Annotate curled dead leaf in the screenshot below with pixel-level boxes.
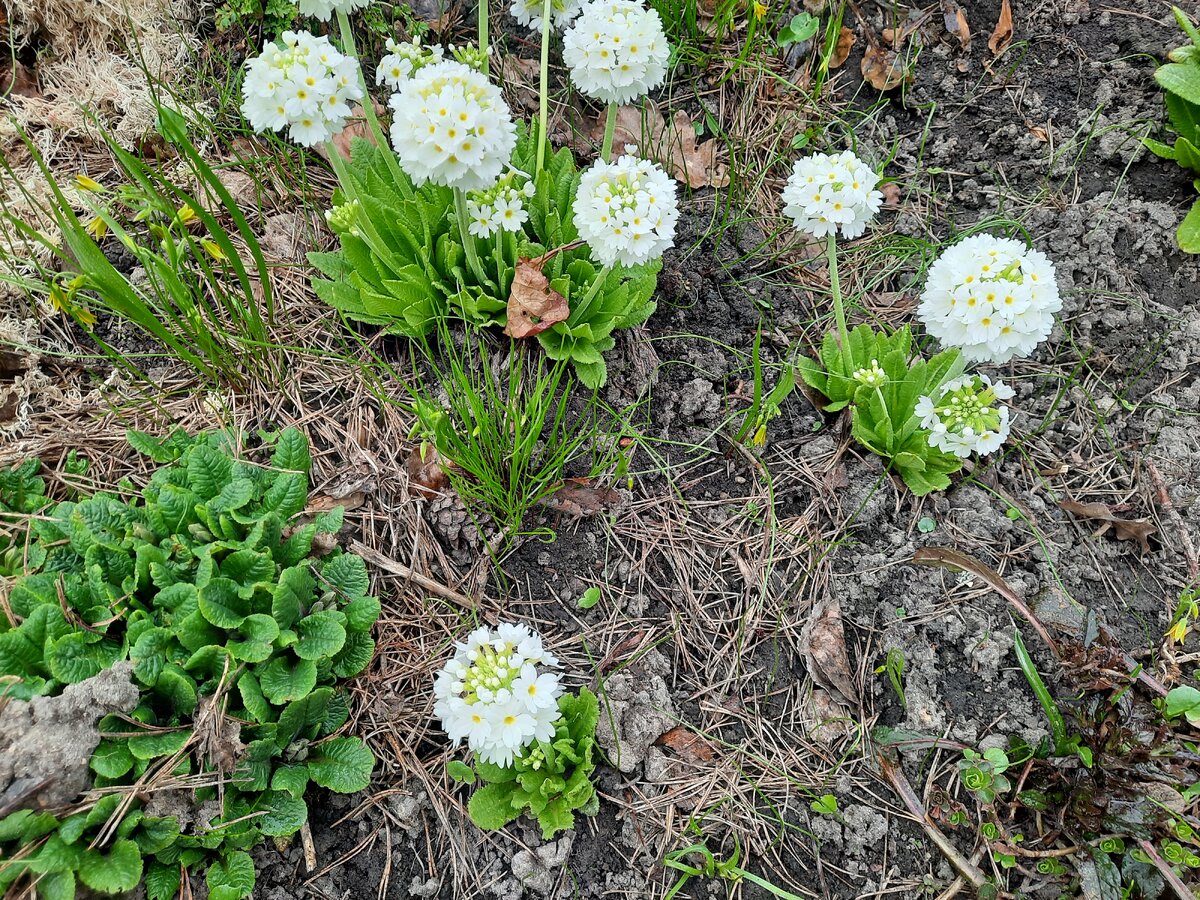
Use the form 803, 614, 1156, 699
537, 478, 621, 517
405, 446, 449, 499
829, 27, 856, 69
1060, 499, 1157, 555
657, 726, 716, 763
800, 596, 857, 706
505, 256, 570, 338
589, 103, 729, 188
988, 0, 1014, 55
941, 0, 971, 51
861, 43, 908, 91
500, 56, 540, 113
314, 102, 383, 162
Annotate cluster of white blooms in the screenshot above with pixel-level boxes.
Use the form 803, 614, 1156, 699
563, 0, 670, 104
781, 150, 884, 240
852, 359, 886, 387
573, 155, 678, 266
918, 234, 1061, 365
433, 623, 563, 767
466, 173, 536, 238
388, 60, 518, 192
511, 0, 584, 32
241, 31, 363, 147
375, 36, 444, 89
916, 373, 1015, 458
296, 0, 370, 22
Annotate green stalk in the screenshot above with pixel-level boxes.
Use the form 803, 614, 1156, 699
826, 232, 850, 373
535, 0, 554, 175
1012, 627, 1069, 755
334, 8, 411, 198
454, 188, 492, 288
479, 0, 489, 52
600, 102, 618, 162
569, 263, 612, 323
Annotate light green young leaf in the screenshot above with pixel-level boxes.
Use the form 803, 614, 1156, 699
205, 851, 255, 900
308, 736, 375, 793
77, 839, 143, 894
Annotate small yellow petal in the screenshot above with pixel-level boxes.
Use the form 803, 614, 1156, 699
84, 217, 108, 238
75, 307, 97, 327
200, 239, 226, 261
74, 174, 104, 192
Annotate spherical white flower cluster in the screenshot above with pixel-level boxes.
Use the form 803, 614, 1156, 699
918, 234, 1062, 365
781, 150, 884, 240
466, 173, 536, 238
241, 31, 363, 147
375, 36, 444, 89
295, 0, 370, 22
433, 623, 563, 767
573, 155, 678, 267
388, 60, 518, 192
511, 0, 584, 32
915, 373, 1015, 458
562, 0, 670, 104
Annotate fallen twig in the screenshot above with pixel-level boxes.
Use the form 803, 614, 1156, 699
349, 540, 474, 608
1138, 839, 1198, 900
1147, 460, 1199, 581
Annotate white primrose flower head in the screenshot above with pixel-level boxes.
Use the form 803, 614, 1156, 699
562, 0, 670, 104
573, 155, 678, 267
240, 31, 364, 147
916, 373, 1016, 459
375, 36, 444, 89
781, 150, 884, 240
295, 0, 370, 22
466, 172, 536, 238
388, 60, 518, 192
433, 622, 563, 767
511, 0, 584, 31
918, 233, 1062, 365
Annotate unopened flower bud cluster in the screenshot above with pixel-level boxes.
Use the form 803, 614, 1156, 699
376, 36, 444, 89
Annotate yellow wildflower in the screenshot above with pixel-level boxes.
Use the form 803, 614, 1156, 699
176, 204, 198, 225
752, 1, 768, 18
85, 216, 108, 239
1168, 619, 1189, 644
199, 239, 226, 261
74, 174, 104, 192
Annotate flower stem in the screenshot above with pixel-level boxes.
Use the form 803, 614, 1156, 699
826, 233, 851, 372
334, 8, 411, 198
600, 102, 618, 162
535, 0, 554, 176
479, 0, 489, 52
454, 188, 492, 289
571, 263, 612, 323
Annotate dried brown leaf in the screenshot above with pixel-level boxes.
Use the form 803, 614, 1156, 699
1060, 499, 1157, 555
941, 0, 971, 51
861, 43, 908, 91
537, 478, 621, 518
314, 102, 381, 162
800, 597, 857, 706
657, 726, 716, 762
829, 27, 856, 69
988, 0, 1013, 55
306, 491, 366, 514
0, 62, 39, 98
500, 56, 540, 113
405, 446, 449, 499
505, 256, 570, 338
590, 104, 729, 188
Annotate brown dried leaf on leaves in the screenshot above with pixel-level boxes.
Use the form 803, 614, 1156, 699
861, 43, 908, 91
941, 0, 971, 52
306, 491, 367, 514
0, 61, 39, 98
988, 0, 1014, 55
800, 596, 857, 706
505, 256, 570, 338
406, 446, 450, 499
314, 102, 382, 162
657, 726, 716, 763
537, 478, 621, 518
829, 27, 856, 69
592, 103, 729, 188
1060, 499, 1157, 555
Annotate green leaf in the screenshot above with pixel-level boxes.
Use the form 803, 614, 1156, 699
578, 587, 601, 609
186, 445, 234, 500
331, 631, 374, 678
206, 850, 255, 900
1157, 62, 1200, 106
144, 859, 181, 900
78, 839, 143, 894
321, 553, 370, 599
221, 550, 274, 588
308, 736, 375, 793
209, 478, 255, 513
128, 729, 190, 760
447, 760, 477, 785
240, 613, 281, 644
127, 429, 188, 463
276, 687, 333, 745
238, 671, 274, 723
264, 472, 307, 519
258, 793, 308, 837
1178, 196, 1200, 253
342, 595, 381, 632
198, 577, 251, 628
257, 656, 318, 704
536, 796, 575, 839
270, 765, 310, 798
295, 611, 348, 660
36, 870, 75, 900
1164, 684, 1200, 724
272, 428, 312, 475
91, 740, 136, 778
272, 565, 314, 628
45, 633, 120, 684
467, 782, 522, 830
